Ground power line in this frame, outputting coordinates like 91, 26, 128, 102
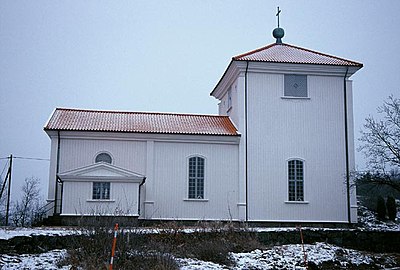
0, 156, 50, 161
14, 156, 50, 161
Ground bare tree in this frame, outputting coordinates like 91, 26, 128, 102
357, 95, 400, 192
11, 177, 41, 226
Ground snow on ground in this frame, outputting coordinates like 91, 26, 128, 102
0, 227, 81, 240
177, 258, 225, 270
2, 242, 395, 270
0, 249, 69, 270
1, 208, 399, 270
230, 242, 375, 269
357, 203, 400, 231
0, 225, 296, 240
0, 225, 314, 240
177, 242, 397, 270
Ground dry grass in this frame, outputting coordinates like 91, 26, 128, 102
58, 221, 262, 269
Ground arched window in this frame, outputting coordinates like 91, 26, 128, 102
288, 159, 304, 201
188, 156, 205, 199
95, 152, 112, 164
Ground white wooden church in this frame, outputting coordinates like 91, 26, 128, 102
44, 25, 363, 225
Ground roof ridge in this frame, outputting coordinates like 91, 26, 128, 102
55, 107, 228, 118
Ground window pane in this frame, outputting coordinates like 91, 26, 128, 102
288, 160, 304, 201
189, 158, 195, 165
296, 182, 304, 201
95, 153, 112, 164
288, 160, 295, 180
196, 178, 204, 199
102, 182, 110, 199
93, 183, 100, 200
197, 166, 204, 177
93, 182, 110, 200
288, 181, 295, 201
189, 157, 195, 178
198, 157, 204, 166
189, 178, 196, 198
284, 75, 308, 97
188, 156, 205, 199
296, 161, 303, 181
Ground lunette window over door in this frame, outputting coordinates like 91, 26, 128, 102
93, 182, 110, 200
188, 156, 205, 199
288, 159, 304, 201
95, 152, 112, 164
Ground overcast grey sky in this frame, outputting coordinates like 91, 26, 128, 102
1, 0, 399, 201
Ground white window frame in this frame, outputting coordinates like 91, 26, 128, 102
186, 155, 206, 200
92, 181, 111, 200
282, 74, 310, 99
287, 159, 305, 202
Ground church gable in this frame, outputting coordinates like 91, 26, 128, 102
58, 163, 145, 182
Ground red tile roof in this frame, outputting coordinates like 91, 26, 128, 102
44, 108, 239, 136
233, 43, 363, 67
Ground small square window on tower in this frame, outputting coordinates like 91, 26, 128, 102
227, 89, 232, 110
284, 74, 308, 98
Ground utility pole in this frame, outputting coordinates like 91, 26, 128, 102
5, 154, 12, 226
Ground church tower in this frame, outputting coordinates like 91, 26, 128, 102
211, 10, 363, 223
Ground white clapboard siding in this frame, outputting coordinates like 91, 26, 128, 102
47, 137, 60, 201
59, 138, 147, 174
219, 78, 240, 128
49, 131, 240, 219
245, 72, 353, 222
62, 181, 140, 216
146, 141, 239, 220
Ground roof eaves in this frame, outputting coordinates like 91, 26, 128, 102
44, 128, 240, 136
283, 43, 363, 67
210, 60, 234, 97
43, 108, 58, 131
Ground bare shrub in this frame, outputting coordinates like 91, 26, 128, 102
58, 225, 179, 270
145, 221, 262, 266
58, 221, 262, 269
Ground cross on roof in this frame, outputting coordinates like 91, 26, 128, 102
276, 6, 281, 28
